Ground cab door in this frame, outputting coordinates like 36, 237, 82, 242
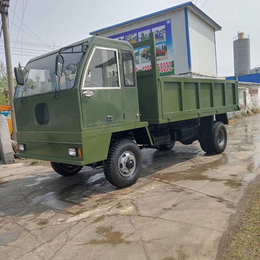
81, 47, 125, 128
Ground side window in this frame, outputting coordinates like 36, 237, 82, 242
122, 51, 135, 86
84, 48, 119, 88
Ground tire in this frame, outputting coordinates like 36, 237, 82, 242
104, 139, 142, 188
51, 162, 83, 177
157, 141, 175, 151
210, 122, 227, 154
199, 122, 227, 154
199, 127, 213, 153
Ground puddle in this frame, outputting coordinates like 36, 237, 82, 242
42, 199, 72, 211
32, 192, 72, 210
87, 173, 105, 183
153, 154, 242, 188
32, 192, 56, 204
26, 175, 53, 187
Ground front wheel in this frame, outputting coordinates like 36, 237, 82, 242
51, 162, 83, 177
104, 139, 142, 188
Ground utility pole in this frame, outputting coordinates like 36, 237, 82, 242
0, 0, 17, 141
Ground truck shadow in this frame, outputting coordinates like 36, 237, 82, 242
0, 143, 205, 217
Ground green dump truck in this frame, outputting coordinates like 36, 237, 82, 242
14, 33, 239, 188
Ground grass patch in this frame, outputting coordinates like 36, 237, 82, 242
29, 159, 42, 165
251, 109, 260, 114
218, 187, 260, 259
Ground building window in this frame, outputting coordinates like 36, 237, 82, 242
122, 51, 135, 86
84, 48, 119, 88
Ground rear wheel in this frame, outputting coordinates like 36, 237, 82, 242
51, 162, 83, 177
104, 139, 142, 188
210, 122, 227, 154
199, 127, 213, 153
199, 122, 227, 154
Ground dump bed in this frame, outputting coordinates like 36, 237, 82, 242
132, 35, 239, 125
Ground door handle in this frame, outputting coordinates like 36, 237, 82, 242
83, 90, 94, 98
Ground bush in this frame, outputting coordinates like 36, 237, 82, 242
0, 90, 8, 106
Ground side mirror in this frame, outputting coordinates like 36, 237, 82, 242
55, 55, 64, 77
14, 67, 24, 85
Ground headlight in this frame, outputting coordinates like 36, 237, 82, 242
19, 144, 25, 151
68, 148, 77, 157
68, 148, 82, 159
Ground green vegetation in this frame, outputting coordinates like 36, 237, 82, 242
29, 159, 43, 165
219, 185, 260, 259
0, 91, 7, 105
0, 60, 8, 105
0, 60, 17, 106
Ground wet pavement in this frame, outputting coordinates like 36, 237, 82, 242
1, 115, 260, 260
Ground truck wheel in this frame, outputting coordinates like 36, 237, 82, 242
51, 162, 83, 177
104, 139, 142, 188
199, 122, 227, 154
199, 128, 213, 154
157, 141, 175, 151
210, 122, 227, 154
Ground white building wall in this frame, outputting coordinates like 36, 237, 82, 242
95, 8, 217, 77
171, 9, 189, 75
188, 10, 217, 76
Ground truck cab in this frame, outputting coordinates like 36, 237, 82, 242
14, 36, 149, 187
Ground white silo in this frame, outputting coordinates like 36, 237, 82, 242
233, 32, 251, 76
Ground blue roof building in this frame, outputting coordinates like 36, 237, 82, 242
90, 2, 221, 77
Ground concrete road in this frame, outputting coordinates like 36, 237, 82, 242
1, 115, 260, 260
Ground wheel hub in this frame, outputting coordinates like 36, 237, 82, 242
217, 129, 225, 147
126, 160, 134, 169
118, 152, 136, 177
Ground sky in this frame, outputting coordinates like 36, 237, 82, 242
0, 0, 260, 77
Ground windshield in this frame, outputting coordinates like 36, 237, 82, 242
15, 51, 84, 98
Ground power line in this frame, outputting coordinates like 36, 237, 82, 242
9, 5, 52, 50
0, 45, 50, 53
0, 51, 41, 57
8, 20, 44, 47
21, 0, 24, 63
11, 0, 28, 55
0, 49, 45, 56
9, 0, 17, 37
201, 0, 208, 9
0, 38, 61, 49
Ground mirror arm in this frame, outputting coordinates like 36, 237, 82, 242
54, 75, 61, 99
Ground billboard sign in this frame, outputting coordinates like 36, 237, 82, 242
109, 19, 174, 75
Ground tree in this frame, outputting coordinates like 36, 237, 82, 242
0, 60, 16, 106
0, 61, 8, 105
